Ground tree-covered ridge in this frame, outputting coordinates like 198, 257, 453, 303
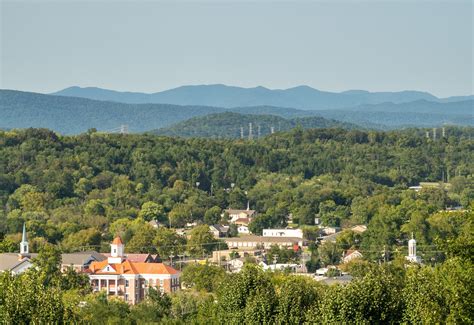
152, 112, 359, 138
1, 90, 473, 135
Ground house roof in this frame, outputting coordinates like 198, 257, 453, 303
234, 218, 250, 225
88, 259, 179, 275
211, 225, 229, 232
61, 251, 107, 265
344, 249, 362, 257
225, 209, 256, 216
0, 253, 37, 271
112, 236, 123, 245
319, 232, 343, 243
350, 225, 367, 233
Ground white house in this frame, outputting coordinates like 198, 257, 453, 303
238, 225, 250, 234
343, 250, 363, 263
263, 228, 303, 239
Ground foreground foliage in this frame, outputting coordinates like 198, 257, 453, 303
0, 257, 471, 324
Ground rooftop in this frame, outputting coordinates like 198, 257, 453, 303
88, 260, 179, 275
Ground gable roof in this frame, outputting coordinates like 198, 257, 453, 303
61, 251, 107, 266
234, 218, 250, 225
0, 253, 37, 271
225, 209, 256, 216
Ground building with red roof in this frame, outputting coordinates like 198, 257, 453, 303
88, 236, 180, 304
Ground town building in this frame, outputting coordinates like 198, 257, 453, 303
263, 228, 303, 239
224, 235, 303, 250
87, 236, 181, 304
224, 208, 256, 223
209, 225, 230, 238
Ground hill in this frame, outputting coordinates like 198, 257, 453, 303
1, 90, 472, 134
52, 84, 446, 109
0, 90, 226, 134
152, 112, 358, 138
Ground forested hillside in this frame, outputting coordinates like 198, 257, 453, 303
0, 127, 472, 252
153, 112, 358, 138
0, 90, 224, 134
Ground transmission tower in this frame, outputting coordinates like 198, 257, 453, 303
120, 125, 129, 134
248, 123, 253, 140
240, 127, 244, 139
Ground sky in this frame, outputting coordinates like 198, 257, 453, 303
1, 0, 472, 97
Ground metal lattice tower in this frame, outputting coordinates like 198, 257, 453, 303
120, 124, 129, 134
248, 123, 253, 140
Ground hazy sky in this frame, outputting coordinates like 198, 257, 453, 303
1, 0, 472, 97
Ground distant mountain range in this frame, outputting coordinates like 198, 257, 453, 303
152, 112, 358, 138
52, 84, 474, 110
0, 89, 472, 135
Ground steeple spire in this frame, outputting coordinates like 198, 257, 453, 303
22, 223, 27, 243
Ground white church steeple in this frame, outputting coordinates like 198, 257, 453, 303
19, 223, 29, 258
406, 233, 421, 263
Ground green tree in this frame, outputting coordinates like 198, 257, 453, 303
187, 225, 219, 256
181, 263, 226, 292
138, 201, 166, 222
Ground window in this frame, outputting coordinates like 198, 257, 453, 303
125, 294, 128, 301
113, 248, 116, 253
125, 280, 129, 288
160, 279, 164, 287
